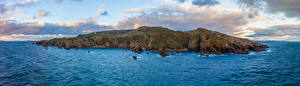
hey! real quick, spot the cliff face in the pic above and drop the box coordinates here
[187,28,268,55]
[36,26,269,56]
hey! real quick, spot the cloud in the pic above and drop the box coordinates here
[178,0,185,3]
[0,34,75,41]
[177,0,219,7]
[237,0,300,19]
[48,0,83,3]
[33,10,49,19]
[247,24,300,41]
[0,11,113,41]
[0,22,114,36]
[74,8,108,23]
[0,0,40,21]
[192,0,219,7]
[123,7,148,14]
[0,4,7,14]
[101,11,109,16]
[0,1,110,41]
[117,2,256,36]
[0,0,83,20]
[6,0,40,9]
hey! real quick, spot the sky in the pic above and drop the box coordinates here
[0,0,299,41]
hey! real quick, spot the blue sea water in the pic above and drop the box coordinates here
[0,41,299,86]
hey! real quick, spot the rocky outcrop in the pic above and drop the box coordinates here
[186,28,269,56]
[35,26,269,57]
[159,51,169,57]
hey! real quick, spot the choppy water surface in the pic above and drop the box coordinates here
[0,41,299,86]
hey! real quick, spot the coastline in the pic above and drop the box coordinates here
[35,26,269,57]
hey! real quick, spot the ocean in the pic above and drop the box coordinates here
[0,41,299,86]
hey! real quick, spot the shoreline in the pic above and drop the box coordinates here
[36,42,268,57]
[34,26,269,57]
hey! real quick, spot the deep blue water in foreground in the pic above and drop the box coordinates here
[0,41,299,86]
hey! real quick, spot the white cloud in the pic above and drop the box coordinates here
[116,1,257,36]
[33,10,49,19]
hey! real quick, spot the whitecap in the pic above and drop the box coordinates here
[137,56,142,59]
[249,52,256,55]
[197,55,201,57]
[266,49,272,52]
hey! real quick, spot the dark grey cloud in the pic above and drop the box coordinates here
[178,0,186,3]
[0,4,7,14]
[192,0,219,7]
[101,11,109,16]
[248,25,300,37]
[237,0,300,19]
[178,0,219,7]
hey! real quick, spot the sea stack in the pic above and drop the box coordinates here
[159,51,170,57]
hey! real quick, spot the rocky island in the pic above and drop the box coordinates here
[35,26,269,57]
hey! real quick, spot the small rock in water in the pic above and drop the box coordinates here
[132,56,137,60]
[88,51,90,53]
[159,51,169,57]
[171,52,176,55]
[66,48,71,50]
[132,48,144,54]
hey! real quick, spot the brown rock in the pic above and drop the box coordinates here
[132,48,144,54]
[132,56,137,60]
[159,51,169,57]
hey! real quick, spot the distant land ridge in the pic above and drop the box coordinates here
[36,26,269,56]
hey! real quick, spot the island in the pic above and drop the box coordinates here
[35,26,269,57]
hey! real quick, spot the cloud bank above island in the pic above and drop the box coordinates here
[116,0,256,36]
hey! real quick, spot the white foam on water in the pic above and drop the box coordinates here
[249,52,256,55]
[266,49,272,52]
[137,56,142,59]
